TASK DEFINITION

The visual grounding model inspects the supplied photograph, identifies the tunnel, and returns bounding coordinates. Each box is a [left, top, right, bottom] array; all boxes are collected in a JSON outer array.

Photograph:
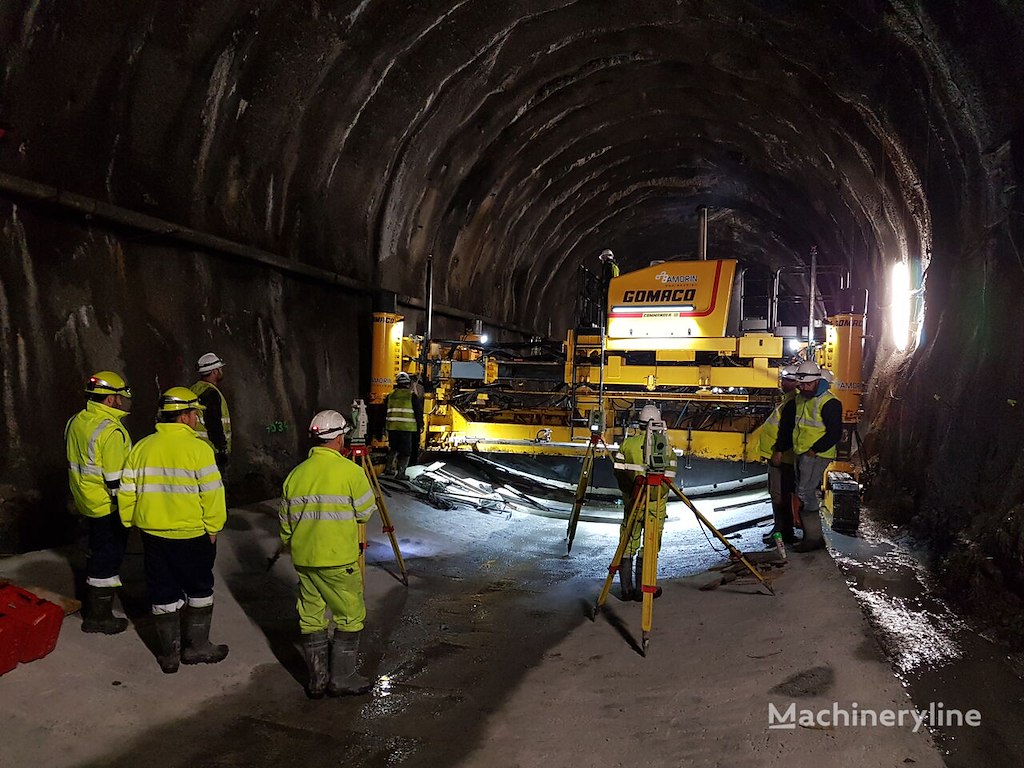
[[3, 0, 1024, 661]]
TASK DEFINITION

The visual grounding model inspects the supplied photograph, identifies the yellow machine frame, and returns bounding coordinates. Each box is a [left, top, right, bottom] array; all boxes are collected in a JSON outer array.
[[373, 259, 865, 477]]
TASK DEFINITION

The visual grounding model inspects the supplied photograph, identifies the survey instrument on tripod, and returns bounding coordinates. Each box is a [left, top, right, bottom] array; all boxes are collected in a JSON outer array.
[[349, 398, 409, 586], [592, 406, 774, 655], [565, 417, 610, 554]]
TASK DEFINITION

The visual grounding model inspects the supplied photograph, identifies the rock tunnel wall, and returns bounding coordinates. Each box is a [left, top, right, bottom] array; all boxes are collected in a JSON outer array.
[[0, 198, 375, 551], [3, 1, 1024, 639]]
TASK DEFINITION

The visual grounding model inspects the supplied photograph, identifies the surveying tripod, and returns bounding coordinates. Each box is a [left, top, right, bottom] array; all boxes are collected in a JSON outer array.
[[593, 434, 774, 656], [565, 431, 611, 554], [347, 400, 408, 586]]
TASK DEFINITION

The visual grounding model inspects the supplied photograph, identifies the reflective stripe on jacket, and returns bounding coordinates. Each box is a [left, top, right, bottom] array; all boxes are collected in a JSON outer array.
[[190, 380, 232, 452], [793, 392, 840, 459], [65, 401, 132, 518], [280, 446, 377, 567], [118, 423, 226, 538], [385, 388, 418, 432], [757, 391, 796, 460]]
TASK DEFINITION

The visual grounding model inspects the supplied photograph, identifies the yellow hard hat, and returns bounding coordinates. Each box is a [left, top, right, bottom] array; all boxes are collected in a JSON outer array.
[[158, 387, 205, 414], [85, 371, 131, 398]]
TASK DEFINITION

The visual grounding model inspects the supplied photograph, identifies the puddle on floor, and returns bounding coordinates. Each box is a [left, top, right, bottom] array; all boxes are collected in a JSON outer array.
[[829, 510, 1024, 768]]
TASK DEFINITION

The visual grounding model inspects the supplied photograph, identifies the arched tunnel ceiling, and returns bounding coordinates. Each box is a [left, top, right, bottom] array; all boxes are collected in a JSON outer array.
[[6, 0, 999, 335], [6, 0, 1024, 634]]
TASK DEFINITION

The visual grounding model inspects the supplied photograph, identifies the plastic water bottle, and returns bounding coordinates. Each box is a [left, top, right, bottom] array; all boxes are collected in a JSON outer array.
[[773, 532, 787, 560]]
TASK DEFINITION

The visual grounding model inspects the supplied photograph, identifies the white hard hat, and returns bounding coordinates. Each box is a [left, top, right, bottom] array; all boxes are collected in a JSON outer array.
[[780, 363, 800, 380], [309, 410, 349, 440], [599, 249, 615, 262], [821, 369, 835, 385], [395, 371, 411, 385], [196, 352, 224, 374], [639, 403, 661, 423], [793, 360, 822, 381]]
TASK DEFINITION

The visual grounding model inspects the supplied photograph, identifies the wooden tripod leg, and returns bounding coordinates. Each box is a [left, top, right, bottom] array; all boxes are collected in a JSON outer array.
[[566, 442, 595, 553], [666, 480, 775, 596], [361, 453, 409, 586], [640, 481, 659, 655], [376, 501, 409, 586]]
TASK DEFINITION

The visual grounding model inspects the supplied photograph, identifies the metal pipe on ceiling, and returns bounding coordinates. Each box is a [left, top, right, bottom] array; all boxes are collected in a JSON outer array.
[[0, 171, 537, 337]]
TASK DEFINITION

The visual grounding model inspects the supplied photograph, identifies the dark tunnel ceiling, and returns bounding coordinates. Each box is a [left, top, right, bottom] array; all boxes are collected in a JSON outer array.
[[10, 0, 993, 334]]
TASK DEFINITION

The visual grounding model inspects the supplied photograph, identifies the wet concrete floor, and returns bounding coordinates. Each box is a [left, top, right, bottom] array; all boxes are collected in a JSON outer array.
[[829, 512, 1024, 768], [0, 463, 986, 768]]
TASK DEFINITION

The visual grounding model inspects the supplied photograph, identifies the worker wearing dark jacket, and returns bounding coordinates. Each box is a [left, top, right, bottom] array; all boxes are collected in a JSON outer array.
[[191, 352, 231, 474], [775, 361, 842, 553], [759, 364, 800, 547], [599, 249, 620, 318]]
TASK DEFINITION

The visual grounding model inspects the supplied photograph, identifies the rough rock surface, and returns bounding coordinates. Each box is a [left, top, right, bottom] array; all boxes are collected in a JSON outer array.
[[2, 2, 1024, 638]]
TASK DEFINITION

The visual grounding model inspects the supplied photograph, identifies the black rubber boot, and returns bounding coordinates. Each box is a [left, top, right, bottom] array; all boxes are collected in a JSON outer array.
[[180, 605, 229, 665], [792, 509, 825, 552], [383, 450, 397, 477], [618, 556, 635, 601], [153, 612, 181, 674], [327, 631, 372, 696], [635, 556, 662, 600], [302, 630, 330, 699], [81, 585, 129, 635], [396, 456, 410, 481]]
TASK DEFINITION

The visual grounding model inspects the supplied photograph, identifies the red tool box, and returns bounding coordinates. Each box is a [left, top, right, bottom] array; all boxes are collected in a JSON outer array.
[[0, 582, 64, 675]]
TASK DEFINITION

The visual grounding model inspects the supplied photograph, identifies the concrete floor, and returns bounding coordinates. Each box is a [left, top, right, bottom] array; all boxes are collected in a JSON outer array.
[[1, 479, 946, 768]]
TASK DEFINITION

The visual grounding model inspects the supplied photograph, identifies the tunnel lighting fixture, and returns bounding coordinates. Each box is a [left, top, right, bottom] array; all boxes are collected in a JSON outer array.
[[610, 305, 695, 313], [890, 261, 911, 351], [480, 334, 489, 344], [786, 338, 802, 352]]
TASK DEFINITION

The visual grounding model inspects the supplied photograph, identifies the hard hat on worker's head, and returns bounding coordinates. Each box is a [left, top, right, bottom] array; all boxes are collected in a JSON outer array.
[[395, 371, 411, 386], [639, 403, 661, 424], [599, 249, 615, 262], [85, 371, 131, 399], [821, 369, 834, 385], [780, 363, 800, 380], [196, 352, 225, 375], [158, 387, 205, 414], [793, 360, 823, 382], [309, 409, 348, 441]]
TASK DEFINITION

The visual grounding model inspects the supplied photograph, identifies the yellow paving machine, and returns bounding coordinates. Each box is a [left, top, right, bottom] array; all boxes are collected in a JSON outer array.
[[368, 252, 867, 531]]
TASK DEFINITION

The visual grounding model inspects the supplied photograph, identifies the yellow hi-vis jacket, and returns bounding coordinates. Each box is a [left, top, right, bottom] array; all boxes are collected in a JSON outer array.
[[793, 391, 840, 459], [279, 446, 377, 567], [613, 431, 677, 510], [385, 388, 418, 432], [757, 391, 797, 461], [190, 380, 231, 452], [65, 401, 132, 518], [118, 423, 226, 538]]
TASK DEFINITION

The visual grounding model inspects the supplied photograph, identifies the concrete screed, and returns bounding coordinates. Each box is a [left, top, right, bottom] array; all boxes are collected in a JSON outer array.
[[0, 487, 944, 768]]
